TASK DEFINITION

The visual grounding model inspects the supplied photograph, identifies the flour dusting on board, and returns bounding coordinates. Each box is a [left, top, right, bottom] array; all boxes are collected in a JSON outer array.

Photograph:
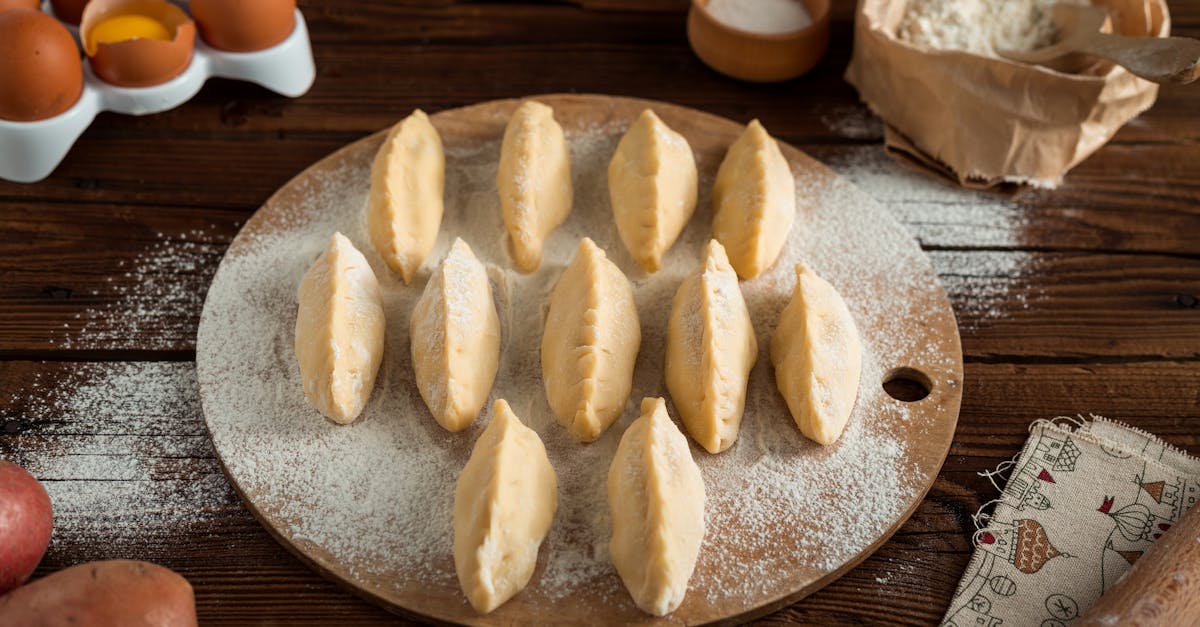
[[197, 110, 957, 617]]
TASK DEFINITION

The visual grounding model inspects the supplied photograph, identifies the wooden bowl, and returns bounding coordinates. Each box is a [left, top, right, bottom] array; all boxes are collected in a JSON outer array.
[[687, 0, 831, 82]]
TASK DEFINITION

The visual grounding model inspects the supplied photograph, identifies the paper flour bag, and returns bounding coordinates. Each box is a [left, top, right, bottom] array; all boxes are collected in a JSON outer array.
[[845, 0, 1169, 188]]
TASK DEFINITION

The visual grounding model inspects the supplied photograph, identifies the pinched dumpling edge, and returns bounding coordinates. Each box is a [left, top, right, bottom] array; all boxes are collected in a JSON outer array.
[[541, 237, 641, 442], [665, 239, 758, 453], [497, 100, 573, 273], [366, 108, 446, 284], [608, 108, 698, 273], [608, 397, 706, 616], [769, 263, 864, 445], [409, 238, 501, 432], [453, 399, 558, 614], [711, 119, 796, 280], [294, 232, 386, 424]]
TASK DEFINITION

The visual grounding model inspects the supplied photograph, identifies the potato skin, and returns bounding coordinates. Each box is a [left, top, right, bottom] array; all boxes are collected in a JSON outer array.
[[0, 560, 197, 627], [0, 461, 52, 595]]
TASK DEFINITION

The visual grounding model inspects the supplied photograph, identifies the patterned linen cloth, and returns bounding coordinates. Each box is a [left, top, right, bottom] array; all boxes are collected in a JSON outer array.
[[942, 417, 1200, 627]]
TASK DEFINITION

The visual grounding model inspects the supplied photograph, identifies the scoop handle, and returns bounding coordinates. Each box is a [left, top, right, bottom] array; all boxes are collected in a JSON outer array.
[[1078, 501, 1200, 625], [1077, 32, 1200, 84]]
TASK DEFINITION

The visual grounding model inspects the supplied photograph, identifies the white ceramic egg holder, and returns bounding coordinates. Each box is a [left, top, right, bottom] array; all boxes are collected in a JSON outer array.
[[0, 8, 315, 183]]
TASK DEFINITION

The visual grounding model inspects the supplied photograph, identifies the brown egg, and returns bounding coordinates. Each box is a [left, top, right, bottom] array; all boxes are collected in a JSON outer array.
[[191, 0, 295, 52], [81, 0, 194, 87], [50, 0, 89, 25], [0, 9, 83, 121], [0, 0, 40, 13]]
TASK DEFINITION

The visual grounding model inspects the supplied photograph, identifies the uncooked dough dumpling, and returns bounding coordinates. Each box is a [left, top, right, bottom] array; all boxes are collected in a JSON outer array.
[[497, 100, 573, 273], [454, 399, 558, 614], [712, 119, 796, 279], [608, 397, 706, 616], [409, 238, 500, 432], [770, 264, 863, 445], [665, 240, 757, 453], [294, 232, 386, 424], [608, 109, 698, 273], [366, 109, 445, 284], [541, 237, 641, 442]]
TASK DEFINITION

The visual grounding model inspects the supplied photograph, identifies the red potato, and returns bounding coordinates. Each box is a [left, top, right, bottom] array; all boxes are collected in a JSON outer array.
[[0, 560, 197, 626], [0, 461, 52, 594]]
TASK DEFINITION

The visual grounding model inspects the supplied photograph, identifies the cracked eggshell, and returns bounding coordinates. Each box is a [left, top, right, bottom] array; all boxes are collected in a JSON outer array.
[[81, 0, 195, 88]]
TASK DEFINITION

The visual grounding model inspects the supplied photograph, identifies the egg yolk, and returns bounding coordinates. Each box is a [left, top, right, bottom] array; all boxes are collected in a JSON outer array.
[[87, 14, 172, 56]]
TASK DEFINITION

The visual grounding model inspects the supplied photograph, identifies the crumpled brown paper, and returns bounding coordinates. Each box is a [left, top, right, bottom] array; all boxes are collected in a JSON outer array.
[[845, 0, 1170, 188]]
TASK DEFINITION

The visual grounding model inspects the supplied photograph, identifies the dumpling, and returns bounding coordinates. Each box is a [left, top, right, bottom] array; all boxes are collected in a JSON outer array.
[[366, 109, 445, 284], [665, 240, 757, 453], [608, 109, 698, 273], [454, 399, 557, 614], [711, 119, 796, 279], [608, 397, 706, 616], [769, 264, 863, 445], [409, 238, 500, 432], [541, 237, 641, 442], [294, 232, 386, 424], [497, 100, 573, 273]]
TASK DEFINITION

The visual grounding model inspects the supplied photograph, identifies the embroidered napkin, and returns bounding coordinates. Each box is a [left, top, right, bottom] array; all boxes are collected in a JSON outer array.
[[942, 416, 1200, 627]]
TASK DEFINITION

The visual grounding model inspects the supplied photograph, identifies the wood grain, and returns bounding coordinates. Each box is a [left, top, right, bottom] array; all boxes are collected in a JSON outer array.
[[0, 0, 1197, 623], [3, 148, 1199, 358], [195, 94, 962, 624], [2, 361, 1196, 624]]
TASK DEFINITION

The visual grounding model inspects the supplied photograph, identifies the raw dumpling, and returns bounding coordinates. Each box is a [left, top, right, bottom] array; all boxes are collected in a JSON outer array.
[[409, 238, 500, 432], [608, 109, 698, 273], [769, 264, 863, 445], [497, 100, 573, 273], [454, 399, 558, 614], [541, 237, 641, 442], [608, 397, 706, 616], [665, 240, 757, 453], [711, 119, 796, 279], [366, 109, 445, 283], [294, 232, 386, 424]]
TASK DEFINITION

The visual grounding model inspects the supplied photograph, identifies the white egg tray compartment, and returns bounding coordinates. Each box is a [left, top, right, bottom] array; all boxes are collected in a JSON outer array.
[[0, 8, 314, 183]]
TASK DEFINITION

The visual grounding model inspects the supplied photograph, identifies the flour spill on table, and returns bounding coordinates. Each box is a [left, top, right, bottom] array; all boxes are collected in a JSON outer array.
[[59, 229, 224, 350], [824, 145, 1042, 327], [819, 105, 885, 141], [4, 362, 236, 559], [198, 113, 957, 614]]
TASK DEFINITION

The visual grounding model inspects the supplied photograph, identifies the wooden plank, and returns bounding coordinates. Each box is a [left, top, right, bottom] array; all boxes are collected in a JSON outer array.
[[34, 43, 1200, 144], [3, 360, 1196, 624], [0, 43, 1193, 197], [2, 145, 1198, 357], [940, 251, 1200, 360]]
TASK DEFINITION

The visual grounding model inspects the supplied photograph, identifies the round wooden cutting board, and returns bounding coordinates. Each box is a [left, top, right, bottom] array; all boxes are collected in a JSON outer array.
[[197, 94, 963, 625]]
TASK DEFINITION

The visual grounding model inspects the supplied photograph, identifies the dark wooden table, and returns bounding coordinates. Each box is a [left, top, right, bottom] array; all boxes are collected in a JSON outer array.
[[2, 0, 1199, 624]]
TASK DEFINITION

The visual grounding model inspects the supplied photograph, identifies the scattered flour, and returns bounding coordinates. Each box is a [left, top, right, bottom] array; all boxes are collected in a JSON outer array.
[[823, 145, 1041, 327], [196, 108, 959, 619], [59, 228, 225, 350], [705, 0, 813, 34], [897, 0, 1076, 56], [1, 362, 236, 560], [820, 105, 885, 141]]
